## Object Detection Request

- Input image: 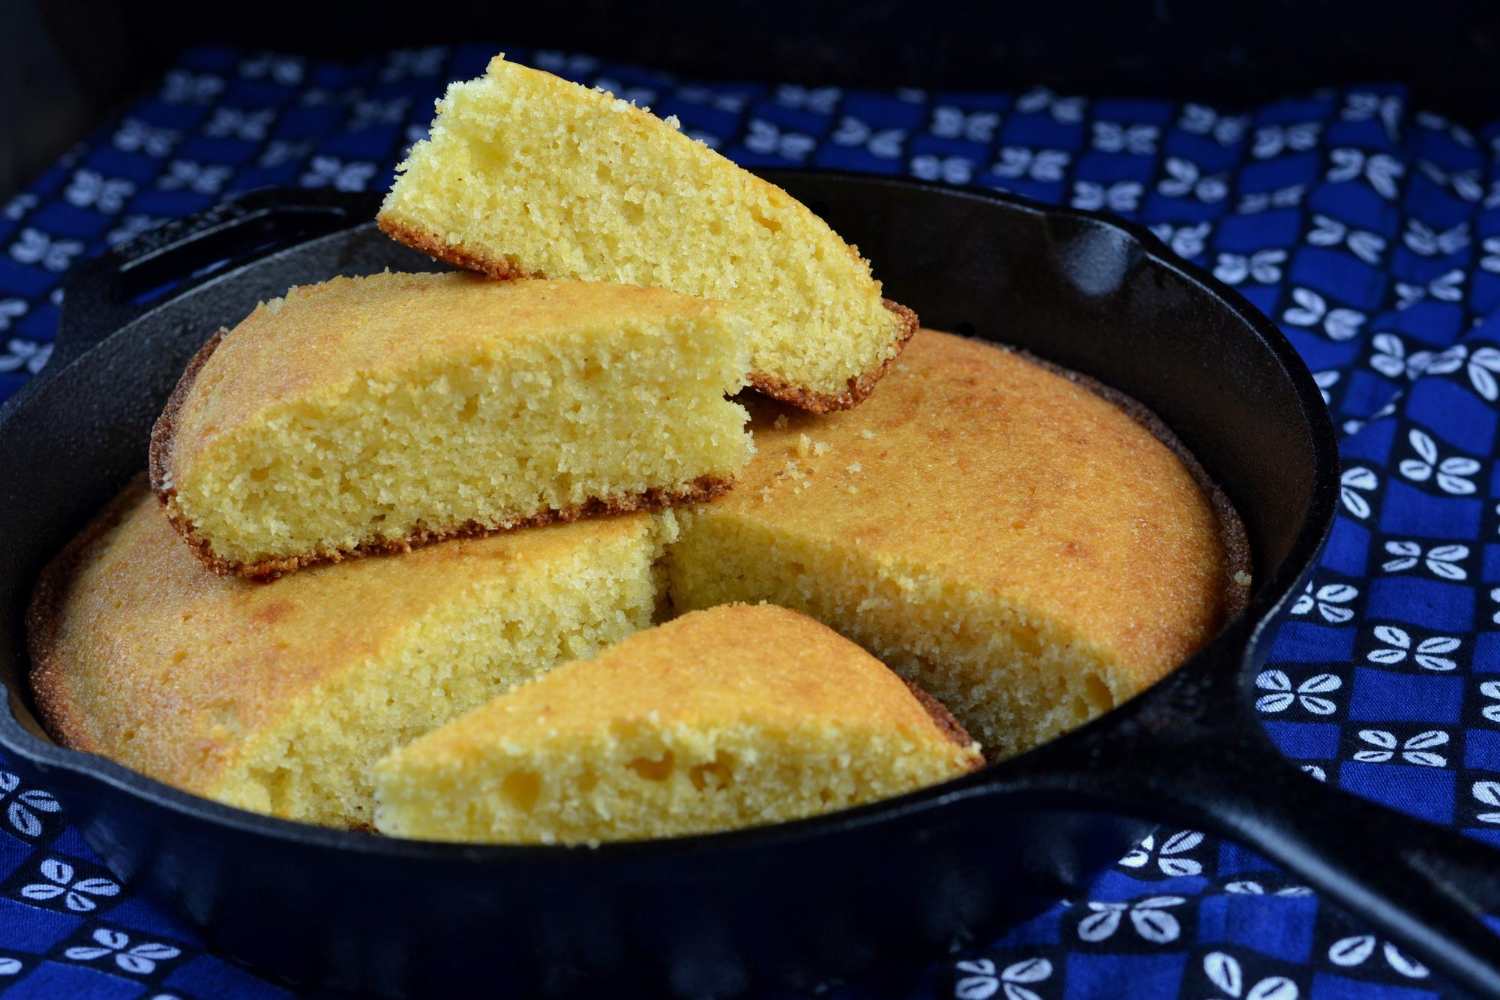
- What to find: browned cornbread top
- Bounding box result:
[371,603,982,843]
[27,476,673,816]
[670,329,1244,695]
[401,603,981,760]
[151,272,750,578]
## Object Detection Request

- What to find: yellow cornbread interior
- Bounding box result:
[35,330,1239,837]
[30,479,678,828]
[161,273,750,574]
[372,604,981,844]
[378,55,905,403]
[664,331,1238,759]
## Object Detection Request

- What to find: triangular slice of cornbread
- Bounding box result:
[372,604,981,844]
[150,272,751,578]
[28,477,679,828]
[378,55,917,413]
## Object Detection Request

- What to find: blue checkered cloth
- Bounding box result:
[1,43,1498,1000]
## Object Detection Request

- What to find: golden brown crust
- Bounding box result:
[1015,349,1252,623]
[744,299,920,413]
[148,326,225,501]
[26,475,150,753]
[175,472,733,582]
[149,325,228,580]
[375,214,543,280]
[377,212,920,413]
[900,678,983,769]
[147,320,735,581]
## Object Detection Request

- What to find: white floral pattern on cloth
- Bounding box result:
[1308,213,1387,264]
[952,958,1051,1000]
[3,46,1500,1000]
[1353,729,1451,767]
[1365,625,1462,671]
[13,858,119,913]
[1255,671,1344,715]
[1215,249,1287,285]
[1118,831,1207,877]
[832,117,905,158]
[1077,896,1188,944]
[1290,581,1359,623]
[63,928,180,976]
[1327,936,1430,979]
[0,772,60,840]
[1282,288,1365,341]
[1380,541,1470,581]
[1338,467,1379,520]
[1202,951,1299,1000]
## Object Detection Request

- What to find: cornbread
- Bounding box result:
[378,55,916,412]
[151,272,751,578]
[664,330,1248,758]
[372,604,982,844]
[28,477,678,828]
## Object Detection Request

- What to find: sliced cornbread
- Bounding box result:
[150,272,750,578]
[664,330,1248,759]
[378,55,916,412]
[28,476,678,828]
[372,604,981,844]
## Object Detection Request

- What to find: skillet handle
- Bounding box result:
[54,187,381,369]
[1144,745,1500,996]
[1010,639,1500,998]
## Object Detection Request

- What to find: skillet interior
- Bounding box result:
[0,175,1331,997]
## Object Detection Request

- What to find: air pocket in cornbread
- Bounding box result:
[27,477,679,828]
[663,330,1249,759]
[372,603,981,844]
[378,55,916,412]
[150,272,751,578]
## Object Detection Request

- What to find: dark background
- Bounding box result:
[3,0,1498,201]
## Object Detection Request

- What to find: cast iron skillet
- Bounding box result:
[0,175,1497,999]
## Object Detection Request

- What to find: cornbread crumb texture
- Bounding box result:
[154,272,750,578]
[373,604,981,844]
[665,329,1238,759]
[33,328,1241,835]
[29,478,677,828]
[378,55,913,409]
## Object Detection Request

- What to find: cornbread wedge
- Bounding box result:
[150,272,751,578]
[378,55,916,412]
[664,331,1249,758]
[372,604,981,844]
[28,477,679,828]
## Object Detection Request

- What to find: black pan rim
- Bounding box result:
[0,170,1341,863]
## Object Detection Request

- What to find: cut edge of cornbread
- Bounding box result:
[149,293,746,580]
[30,330,1251,835]
[28,477,682,828]
[370,604,982,844]
[388,206,920,412]
[664,518,1118,759]
[743,298,918,413]
[389,208,921,412]
[377,55,918,412]
[663,343,1252,761]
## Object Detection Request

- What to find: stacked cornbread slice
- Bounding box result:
[151,273,751,578]
[378,55,916,412]
[373,604,982,844]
